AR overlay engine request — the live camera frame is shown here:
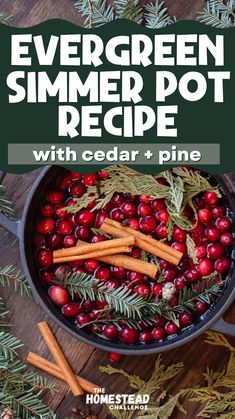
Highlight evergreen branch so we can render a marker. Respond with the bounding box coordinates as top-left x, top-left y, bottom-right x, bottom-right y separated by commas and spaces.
0, 12, 12, 25
74, 0, 115, 28
205, 331, 235, 352
144, 0, 174, 28
0, 333, 22, 361
197, 0, 235, 28
0, 186, 15, 218
0, 266, 32, 299
116, 0, 143, 24
186, 234, 198, 264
